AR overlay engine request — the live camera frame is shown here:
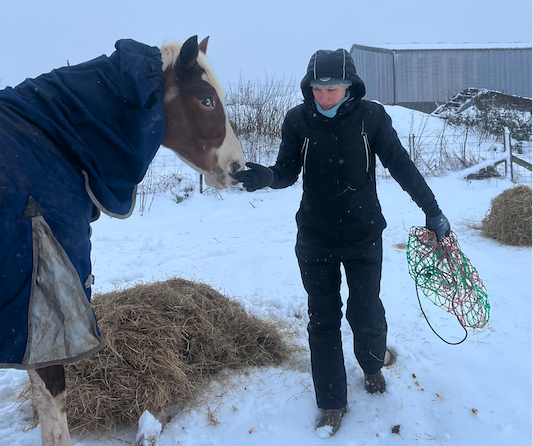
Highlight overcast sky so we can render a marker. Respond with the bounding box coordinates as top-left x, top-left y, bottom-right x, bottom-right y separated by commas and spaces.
0, 0, 531, 90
